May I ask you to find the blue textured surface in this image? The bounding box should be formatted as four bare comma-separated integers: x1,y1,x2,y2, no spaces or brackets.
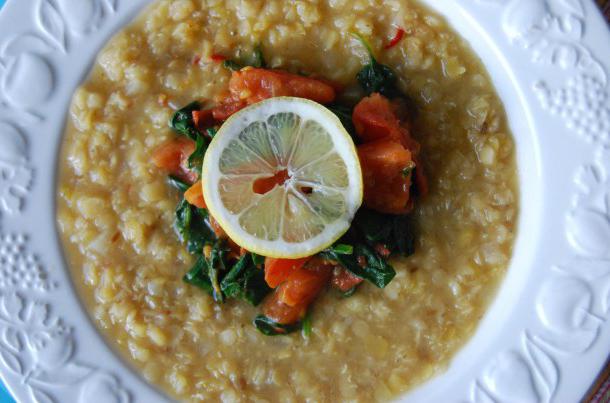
0,13,13,403
0,0,16,391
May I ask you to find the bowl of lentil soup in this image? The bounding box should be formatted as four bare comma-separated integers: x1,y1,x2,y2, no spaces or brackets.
1,0,609,402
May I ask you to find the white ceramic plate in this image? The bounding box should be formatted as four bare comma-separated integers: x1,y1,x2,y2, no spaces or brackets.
0,0,609,402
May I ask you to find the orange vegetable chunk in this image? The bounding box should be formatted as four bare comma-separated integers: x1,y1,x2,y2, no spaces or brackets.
151,137,198,184
357,140,414,214
184,180,206,209
264,257,309,288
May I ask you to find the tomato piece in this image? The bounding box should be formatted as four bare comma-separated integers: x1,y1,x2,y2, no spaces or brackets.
209,216,226,239
352,93,404,144
151,137,198,184
357,140,414,214
262,291,308,325
212,100,247,121
263,258,332,324
228,68,336,105
192,109,215,131
277,258,332,307
331,267,364,292
184,180,206,209
264,257,309,288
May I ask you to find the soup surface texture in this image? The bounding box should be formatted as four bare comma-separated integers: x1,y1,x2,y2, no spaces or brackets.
57,0,519,401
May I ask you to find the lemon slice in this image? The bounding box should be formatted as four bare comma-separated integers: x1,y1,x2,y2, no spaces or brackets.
202,97,363,258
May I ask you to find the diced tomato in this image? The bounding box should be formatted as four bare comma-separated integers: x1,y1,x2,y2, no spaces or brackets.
353,93,404,144
151,137,198,184
184,180,206,209
264,257,310,289
192,109,215,131
229,68,336,105
277,258,332,307
331,267,364,292
212,100,248,121
209,216,226,239
210,53,227,62
263,258,332,324
262,291,308,325
358,140,414,214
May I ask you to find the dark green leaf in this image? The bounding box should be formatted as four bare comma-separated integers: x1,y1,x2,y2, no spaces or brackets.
352,208,415,257
326,244,354,255
206,127,218,138
187,135,208,175
253,315,302,336
167,175,190,193
321,243,395,288
352,33,399,97
341,286,358,298
223,60,243,71
327,104,356,138
175,199,217,254
301,311,312,337
169,102,201,141
207,241,228,303
222,44,266,71
252,43,266,68
251,253,265,266
221,253,271,306
183,255,213,294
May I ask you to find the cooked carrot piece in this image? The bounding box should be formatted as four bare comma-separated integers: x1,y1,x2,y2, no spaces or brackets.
264,257,309,288
184,180,206,209
357,140,414,214
151,137,198,184
331,267,363,292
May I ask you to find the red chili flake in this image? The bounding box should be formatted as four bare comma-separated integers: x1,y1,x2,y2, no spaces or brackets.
384,27,405,49
374,243,391,258
192,55,201,65
210,54,228,62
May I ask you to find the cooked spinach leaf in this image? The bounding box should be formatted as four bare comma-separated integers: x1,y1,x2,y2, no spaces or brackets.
175,199,216,254
327,104,356,138
326,244,354,255
223,44,267,71
301,311,312,337
251,252,265,266
167,175,190,193
183,255,213,294
352,208,415,256
221,253,271,306
253,315,302,336
321,243,395,288
187,134,208,175
341,286,359,298
207,241,228,303
170,102,201,141
352,33,399,97
206,127,218,138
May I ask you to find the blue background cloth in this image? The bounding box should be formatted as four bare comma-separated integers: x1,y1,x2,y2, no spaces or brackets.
0,0,15,400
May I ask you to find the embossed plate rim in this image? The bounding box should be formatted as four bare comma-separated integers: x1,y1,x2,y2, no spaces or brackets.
0,0,609,402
